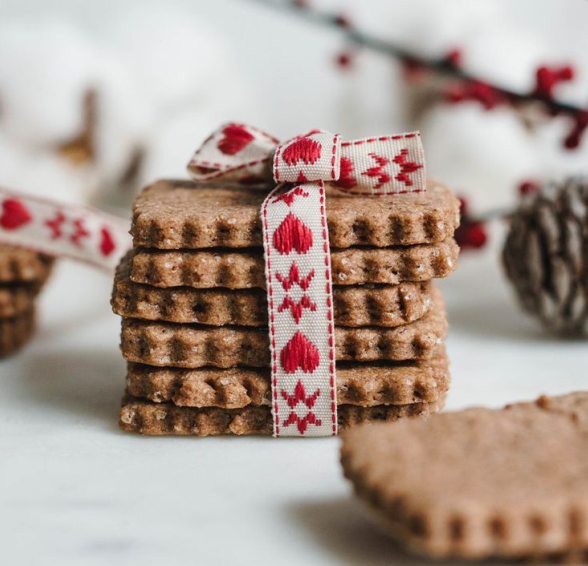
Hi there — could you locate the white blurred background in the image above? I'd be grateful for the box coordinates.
[3,6,588,565]
[0,0,587,212]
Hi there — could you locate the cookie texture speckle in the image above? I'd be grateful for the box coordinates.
[0,308,36,356]
[127,238,458,289]
[0,283,44,318]
[341,391,588,561]
[126,350,449,408]
[0,246,54,283]
[120,394,446,436]
[131,180,460,249]
[119,289,446,368]
[113,254,437,327]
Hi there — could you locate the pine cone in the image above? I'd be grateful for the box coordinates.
[503,177,588,336]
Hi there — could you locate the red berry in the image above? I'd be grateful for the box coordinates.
[402,58,426,82]
[518,181,540,196]
[535,65,575,98]
[456,222,488,250]
[558,65,574,81]
[458,196,469,216]
[336,52,353,69]
[445,49,462,69]
[334,13,351,29]
[445,81,504,110]
[563,111,588,150]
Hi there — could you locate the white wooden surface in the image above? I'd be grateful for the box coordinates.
[1,240,586,566]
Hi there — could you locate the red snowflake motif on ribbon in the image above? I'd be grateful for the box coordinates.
[281,380,322,434]
[393,148,424,187]
[272,186,310,207]
[45,211,66,239]
[276,262,317,323]
[363,153,391,189]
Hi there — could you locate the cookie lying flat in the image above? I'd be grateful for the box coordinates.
[127,238,458,289]
[126,352,449,408]
[131,180,460,249]
[120,298,447,368]
[0,283,44,318]
[0,246,54,283]
[0,308,36,356]
[113,257,435,327]
[120,393,446,436]
[341,392,588,561]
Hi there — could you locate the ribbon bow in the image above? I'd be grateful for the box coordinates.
[188,123,426,194]
[188,123,427,438]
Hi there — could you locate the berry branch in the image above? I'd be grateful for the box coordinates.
[247,0,588,149]
[455,182,543,250]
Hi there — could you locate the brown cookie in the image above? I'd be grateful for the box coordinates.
[0,308,36,356]
[131,180,460,249]
[119,296,447,368]
[113,255,435,327]
[119,393,446,436]
[0,245,54,284]
[0,283,44,318]
[126,350,449,408]
[341,391,588,561]
[127,238,458,289]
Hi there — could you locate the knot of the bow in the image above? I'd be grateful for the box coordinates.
[188,123,426,195]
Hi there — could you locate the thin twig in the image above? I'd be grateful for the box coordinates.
[246,0,585,118]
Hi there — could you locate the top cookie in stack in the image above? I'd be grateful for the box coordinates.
[113,179,460,436]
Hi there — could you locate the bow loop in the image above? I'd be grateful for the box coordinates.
[187,123,426,195]
[188,123,278,186]
[273,130,341,184]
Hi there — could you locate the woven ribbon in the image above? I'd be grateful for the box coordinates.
[0,187,131,270]
[189,124,427,437]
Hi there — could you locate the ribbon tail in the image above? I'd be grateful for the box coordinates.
[261,182,338,437]
[0,188,131,271]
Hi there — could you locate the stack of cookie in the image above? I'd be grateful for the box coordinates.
[0,245,53,356]
[112,179,460,436]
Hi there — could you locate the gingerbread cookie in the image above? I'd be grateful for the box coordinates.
[0,282,44,318]
[0,308,36,356]
[126,350,449,408]
[120,393,446,436]
[119,297,447,368]
[131,180,460,250]
[341,391,588,561]
[0,245,54,283]
[113,256,437,327]
[126,238,458,289]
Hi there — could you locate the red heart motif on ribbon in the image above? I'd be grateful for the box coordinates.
[332,156,356,190]
[280,331,320,374]
[100,227,116,257]
[282,137,322,166]
[272,212,313,255]
[0,198,33,230]
[217,124,255,155]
